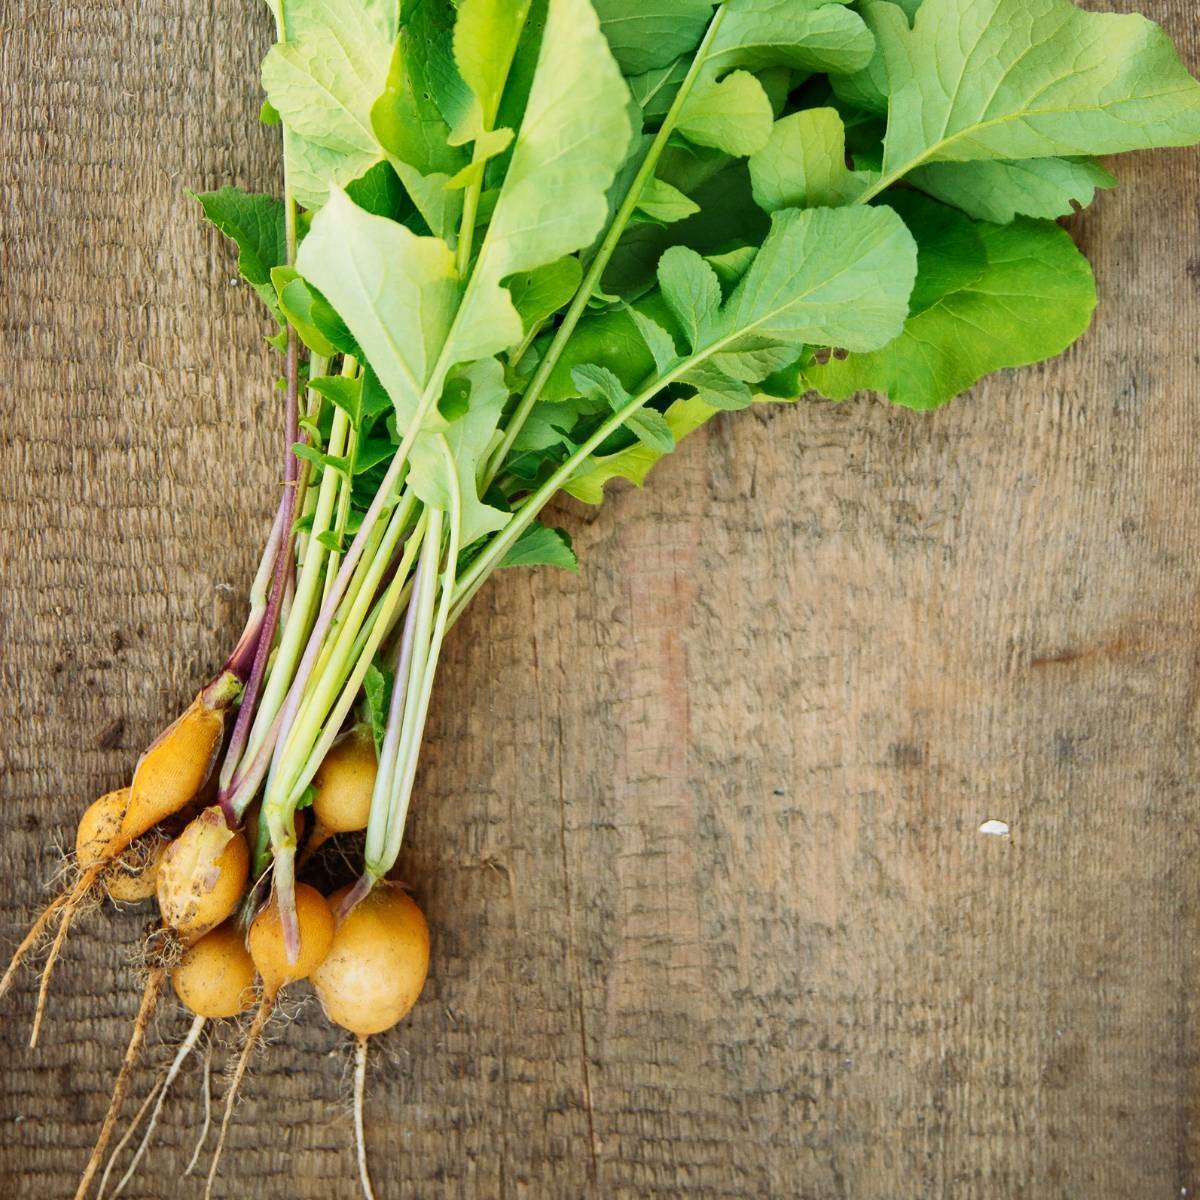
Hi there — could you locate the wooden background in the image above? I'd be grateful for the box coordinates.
[2,2,1198,1197]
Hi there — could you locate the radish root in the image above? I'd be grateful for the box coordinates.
[30,864,105,1048]
[74,966,166,1200]
[0,889,69,1000]
[354,1035,376,1200]
[184,1041,214,1176]
[204,998,274,1200]
[96,1079,163,1200]
[102,1014,206,1198]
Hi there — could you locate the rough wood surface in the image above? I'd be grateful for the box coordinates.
[2,3,1199,1197]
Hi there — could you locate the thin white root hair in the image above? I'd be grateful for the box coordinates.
[108,1015,206,1198]
[204,998,274,1200]
[96,1079,165,1200]
[354,1036,376,1200]
[184,1041,214,1176]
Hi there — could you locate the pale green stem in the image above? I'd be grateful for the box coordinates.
[267,489,417,807]
[375,450,460,877]
[276,512,428,815]
[322,355,361,604]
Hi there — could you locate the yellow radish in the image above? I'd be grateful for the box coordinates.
[311,883,430,1200]
[172,921,257,1020]
[2,682,236,1012]
[311,882,429,1037]
[75,788,130,869]
[302,726,376,863]
[121,692,229,844]
[248,882,335,998]
[106,834,168,903]
[156,807,249,944]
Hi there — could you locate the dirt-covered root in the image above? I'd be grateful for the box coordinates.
[73,966,166,1200]
[98,1014,206,1199]
[0,889,70,1001]
[28,862,106,1047]
[354,1035,376,1200]
[203,997,275,1200]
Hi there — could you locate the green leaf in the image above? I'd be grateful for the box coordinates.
[272,266,357,358]
[500,522,579,570]
[872,0,1200,190]
[627,57,691,121]
[295,190,460,429]
[293,441,348,476]
[594,0,714,76]
[707,0,875,78]
[363,662,392,754]
[409,358,513,544]
[506,256,584,332]
[721,204,917,356]
[908,157,1117,225]
[542,307,657,402]
[634,178,702,225]
[308,374,364,425]
[884,191,987,316]
[193,188,287,320]
[510,390,608,453]
[446,0,634,365]
[370,25,468,237]
[748,108,876,211]
[404,0,474,134]
[572,363,675,453]
[828,0,916,115]
[623,408,675,454]
[804,217,1097,411]
[564,393,715,503]
[680,361,753,410]
[453,0,533,137]
[657,246,723,350]
[603,160,769,299]
[344,160,418,225]
[626,309,680,374]
[352,437,396,474]
[359,366,395,424]
[261,0,398,208]
[677,70,773,155]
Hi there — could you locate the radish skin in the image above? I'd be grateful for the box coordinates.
[172,922,256,1019]
[156,808,250,944]
[311,883,429,1037]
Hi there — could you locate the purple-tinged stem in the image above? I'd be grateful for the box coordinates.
[275,844,300,961]
[218,557,289,826]
[335,873,374,921]
[218,331,303,827]
[216,500,288,792]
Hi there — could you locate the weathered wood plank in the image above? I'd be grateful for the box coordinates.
[2,2,1198,1197]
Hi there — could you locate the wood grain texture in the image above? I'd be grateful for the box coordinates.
[2,3,1198,1197]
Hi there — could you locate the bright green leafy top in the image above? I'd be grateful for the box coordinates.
[199,0,1200,529]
